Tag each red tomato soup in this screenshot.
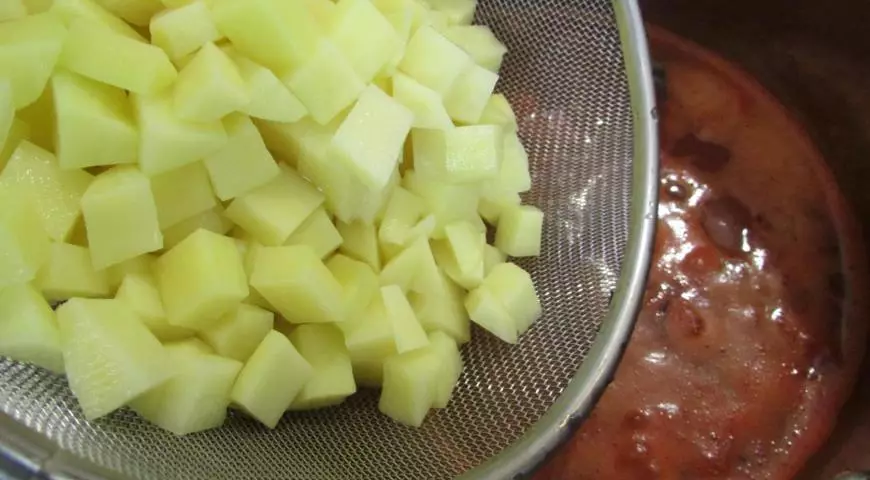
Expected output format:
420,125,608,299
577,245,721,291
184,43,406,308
537,28,866,480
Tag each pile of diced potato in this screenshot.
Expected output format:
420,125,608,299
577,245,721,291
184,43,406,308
0,0,544,434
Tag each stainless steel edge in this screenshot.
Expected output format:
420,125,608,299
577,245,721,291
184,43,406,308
459,0,659,477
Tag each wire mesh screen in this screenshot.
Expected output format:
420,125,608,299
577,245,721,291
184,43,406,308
0,0,635,478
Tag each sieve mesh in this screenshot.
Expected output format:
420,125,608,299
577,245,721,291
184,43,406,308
0,0,643,478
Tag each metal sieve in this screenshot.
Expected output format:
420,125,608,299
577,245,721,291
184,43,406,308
0,0,658,478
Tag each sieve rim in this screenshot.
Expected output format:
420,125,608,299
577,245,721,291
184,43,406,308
0,0,658,477
458,0,659,477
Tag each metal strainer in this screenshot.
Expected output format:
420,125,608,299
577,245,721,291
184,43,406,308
0,0,657,478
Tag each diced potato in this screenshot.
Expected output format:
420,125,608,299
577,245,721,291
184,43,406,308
478,93,517,132
149,1,221,61
155,228,249,330
211,0,322,73
0,283,63,373
464,286,517,343
284,40,365,126
250,245,345,324
391,73,453,130
481,262,541,334
133,93,228,176
378,346,439,427
104,253,156,292
381,285,428,353
305,0,336,26
57,298,171,420
336,220,381,272
444,63,498,124
483,131,531,196
0,0,27,21
230,330,313,428
204,114,280,201
332,85,413,190
407,265,470,343
225,166,324,246
398,26,471,94
92,0,162,25
0,118,30,168
173,42,248,122
442,25,507,73
0,82,11,157
16,86,53,151
150,162,217,229
326,254,379,323
162,208,234,249
343,295,396,386
51,0,145,41
60,20,176,95
494,204,543,257
234,237,274,311
285,208,342,259
165,337,213,355
427,331,463,408
329,0,402,83
0,187,50,287
380,237,431,293
287,324,356,410
478,191,520,225
226,51,308,123
412,125,502,184
378,187,427,254
37,243,110,301
483,243,506,275
115,272,194,341
432,221,484,289
254,115,323,165
403,171,482,239
199,303,273,362
0,141,93,242
81,166,163,269
52,70,138,170
0,13,67,109
131,344,242,435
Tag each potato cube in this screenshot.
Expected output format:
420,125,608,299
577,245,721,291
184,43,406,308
479,191,520,225
199,303,274,362
204,114,280,201
478,93,517,132
165,337,213,355
225,166,324,246
37,243,110,301
391,73,453,130
412,125,502,184
131,345,242,435
0,283,63,373
327,254,379,321
336,220,381,272
402,172,481,239
16,86,52,152
104,253,155,292
343,296,396,386
133,93,228,176
52,70,138,170
115,272,194,341
398,26,471,94
150,162,217,229
0,13,67,109
156,229,248,330
285,208,342,259
381,285,428,353
0,141,93,242
379,237,431,293
0,82,11,156
329,0,402,83
444,63,499,124
284,40,365,125
211,0,321,72
481,262,541,334
92,0,162,25
57,298,171,420
443,25,507,72
378,186,427,254
494,204,543,257
60,20,176,95
464,286,517,343
149,1,221,61
407,265,470,343
82,166,163,269
0,0,26,21
227,51,307,123
483,243,506,275
230,330,313,428
332,85,413,191
250,245,345,324
233,237,274,312
432,221,485,289
379,347,439,427
51,0,145,41
483,131,531,196
305,0,336,26
173,42,248,122
287,324,356,410
162,207,233,249
0,118,29,168
427,331,462,408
